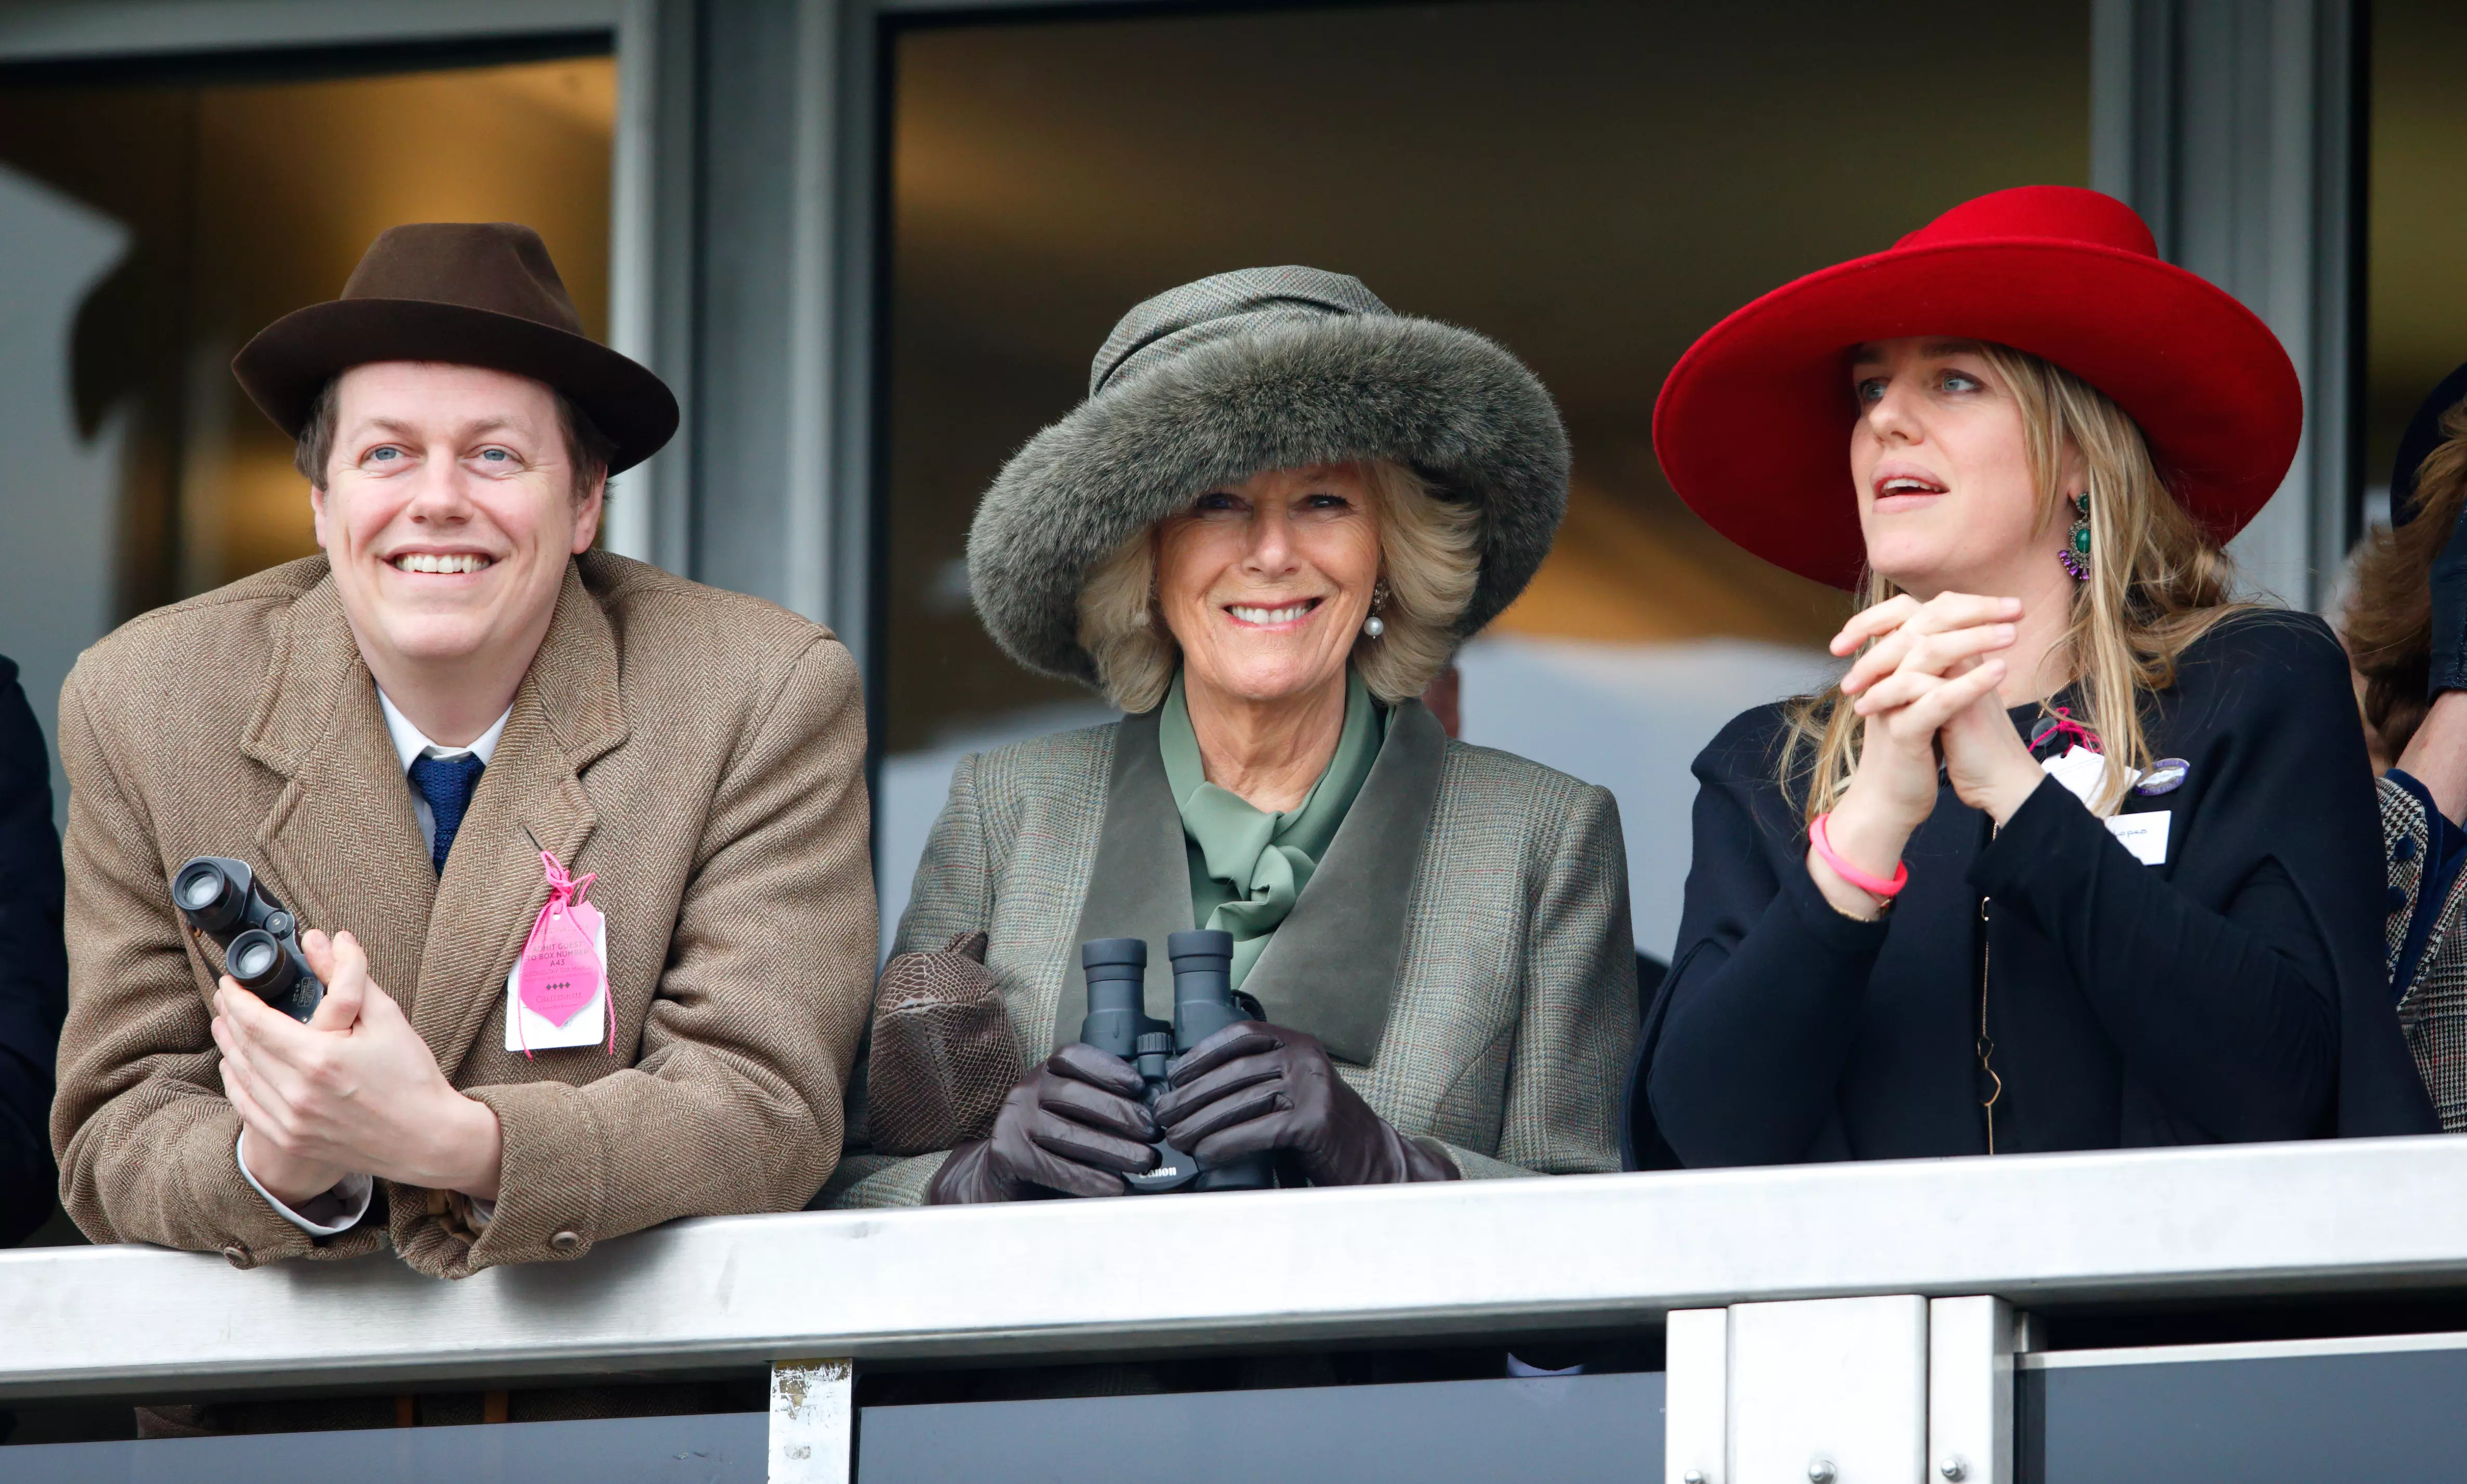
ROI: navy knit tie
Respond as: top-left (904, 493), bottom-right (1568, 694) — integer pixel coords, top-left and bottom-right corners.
top-left (407, 752), bottom-right (486, 875)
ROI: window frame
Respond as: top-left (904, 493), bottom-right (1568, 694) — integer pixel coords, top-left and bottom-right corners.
top-left (0, 0), bottom-right (697, 573)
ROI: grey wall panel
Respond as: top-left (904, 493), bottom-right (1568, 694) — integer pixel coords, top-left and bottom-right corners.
top-left (2027, 1348), bottom-right (2467, 1480)
top-left (855, 1372), bottom-right (1664, 1484)
top-left (0, 1412), bottom-right (766, 1483)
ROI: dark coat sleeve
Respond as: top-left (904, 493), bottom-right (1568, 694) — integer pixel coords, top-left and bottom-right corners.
top-left (1972, 614), bottom-right (2434, 1141)
top-left (1631, 708), bottom-right (1889, 1167)
top-left (0, 656), bottom-right (67, 1244)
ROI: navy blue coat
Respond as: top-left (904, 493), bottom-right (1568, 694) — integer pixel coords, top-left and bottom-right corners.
top-left (0, 655), bottom-right (65, 1243)
top-left (1633, 612), bottom-right (2437, 1168)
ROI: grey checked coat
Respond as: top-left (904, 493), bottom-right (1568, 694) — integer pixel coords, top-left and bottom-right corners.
top-left (2380, 775), bottom-right (2467, 1128)
top-left (826, 700), bottom-right (1638, 1207)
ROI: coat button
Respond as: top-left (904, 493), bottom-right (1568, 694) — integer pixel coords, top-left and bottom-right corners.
top-left (2389, 885), bottom-right (2411, 915)
top-left (222, 1244), bottom-right (251, 1269)
top-left (549, 1230), bottom-right (581, 1253)
top-left (2396, 836), bottom-right (2420, 863)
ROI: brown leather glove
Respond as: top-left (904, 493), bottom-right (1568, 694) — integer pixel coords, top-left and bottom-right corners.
top-left (925, 1042), bottom-right (1162, 1202)
top-left (866, 931), bottom-right (1020, 1155)
top-left (1151, 1021), bottom-right (1459, 1186)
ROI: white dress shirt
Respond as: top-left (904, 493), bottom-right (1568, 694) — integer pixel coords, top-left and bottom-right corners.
top-left (237, 691), bottom-right (513, 1237)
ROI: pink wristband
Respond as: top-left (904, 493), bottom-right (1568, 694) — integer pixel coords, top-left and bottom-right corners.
top-left (1808, 812), bottom-right (1909, 900)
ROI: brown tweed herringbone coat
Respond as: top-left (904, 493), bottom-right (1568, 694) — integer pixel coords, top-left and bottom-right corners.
top-left (828, 701), bottom-right (1637, 1207)
top-left (51, 550), bottom-right (875, 1278)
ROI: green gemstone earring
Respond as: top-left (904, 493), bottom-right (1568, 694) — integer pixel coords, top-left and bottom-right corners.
top-left (2060, 488), bottom-right (2091, 581)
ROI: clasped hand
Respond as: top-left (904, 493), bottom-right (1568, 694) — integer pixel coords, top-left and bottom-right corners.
top-left (212, 928), bottom-right (502, 1208)
top-left (1813, 591), bottom-right (2050, 915)
top-left (929, 1020), bottom-right (1450, 1201)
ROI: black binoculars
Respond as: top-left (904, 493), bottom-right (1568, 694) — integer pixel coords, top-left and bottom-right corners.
top-left (1078, 929), bottom-right (1276, 1195)
top-left (172, 857), bottom-right (324, 1023)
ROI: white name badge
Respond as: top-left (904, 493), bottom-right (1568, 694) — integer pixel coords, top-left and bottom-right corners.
top-left (505, 915), bottom-right (610, 1052)
top-left (2105, 811), bottom-right (2171, 865)
top-left (2041, 746), bottom-right (2142, 809)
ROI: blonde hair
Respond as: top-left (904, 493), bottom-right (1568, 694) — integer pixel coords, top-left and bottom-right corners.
top-left (1779, 342), bottom-right (2252, 819)
top-left (1077, 459), bottom-right (1482, 713)
top-left (2343, 403), bottom-right (2467, 762)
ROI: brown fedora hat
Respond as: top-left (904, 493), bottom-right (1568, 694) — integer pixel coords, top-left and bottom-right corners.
top-left (232, 222), bottom-right (678, 474)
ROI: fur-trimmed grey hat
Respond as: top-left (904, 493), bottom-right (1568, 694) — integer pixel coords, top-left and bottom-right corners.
top-left (966, 266), bottom-right (1570, 686)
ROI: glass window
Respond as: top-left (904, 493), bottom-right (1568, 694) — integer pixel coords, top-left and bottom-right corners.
top-left (0, 49), bottom-right (615, 815)
top-left (2364, 0), bottom-right (2467, 525)
top-left (877, 0), bottom-right (2090, 959)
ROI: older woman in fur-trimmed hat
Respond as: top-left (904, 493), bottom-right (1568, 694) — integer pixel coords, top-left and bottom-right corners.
top-left (827, 267), bottom-right (1637, 1208)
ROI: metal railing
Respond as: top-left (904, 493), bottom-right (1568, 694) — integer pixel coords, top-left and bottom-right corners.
top-left (8, 1134), bottom-right (2467, 1480)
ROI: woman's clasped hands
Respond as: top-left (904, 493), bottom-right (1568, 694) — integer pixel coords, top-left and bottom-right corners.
top-left (1811, 591), bottom-right (2052, 918)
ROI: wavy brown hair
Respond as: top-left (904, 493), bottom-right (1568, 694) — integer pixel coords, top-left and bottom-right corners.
top-left (2343, 404), bottom-right (2467, 762)
top-left (1778, 342), bottom-right (2253, 820)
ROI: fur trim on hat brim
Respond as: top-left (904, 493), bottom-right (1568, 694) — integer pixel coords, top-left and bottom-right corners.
top-left (969, 314), bottom-right (1569, 685)
top-left (232, 298), bottom-right (680, 474)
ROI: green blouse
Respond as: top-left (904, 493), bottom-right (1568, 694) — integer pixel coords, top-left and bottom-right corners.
top-left (1158, 668), bottom-right (1387, 990)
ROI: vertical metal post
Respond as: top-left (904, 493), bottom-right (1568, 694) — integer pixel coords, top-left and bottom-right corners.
top-left (2091, 0), bottom-right (2361, 608)
top-left (1928, 1297), bottom-right (2017, 1484)
top-left (607, 0), bottom-right (698, 574)
top-left (782, 0), bottom-right (840, 626)
top-left (1727, 1295), bottom-right (1929, 1483)
top-left (1665, 1307), bottom-right (1728, 1484)
top-left (768, 1357), bottom-right (855, 1484)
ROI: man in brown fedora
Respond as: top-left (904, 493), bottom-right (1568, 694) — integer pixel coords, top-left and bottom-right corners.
top-left (50, 224), bottom-right (875, 1298)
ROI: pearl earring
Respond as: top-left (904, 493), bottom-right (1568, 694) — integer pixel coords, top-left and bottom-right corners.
top-left (1362, 580), bottom-right (1389, 640)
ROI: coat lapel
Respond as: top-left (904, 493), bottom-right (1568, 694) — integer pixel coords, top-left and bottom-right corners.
top-left (244, 569), bottom-right (435, 1005)
top-left (1056, 707), bottom-right (1194, 1050)
top-left (1054, 699), bottom-right (1447, 1065)
top-left (1239, 699), bottom-right (1447, 1065)
top-left (413, 562), bottom-right (630, 1073)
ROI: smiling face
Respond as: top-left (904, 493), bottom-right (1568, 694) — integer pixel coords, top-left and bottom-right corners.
top-left (311, 361), bottom-right (602, 679)
top-left (1153, 464), bottom-right (1384, 708)
top-left (1849, 338), bottom-right (2073, 597)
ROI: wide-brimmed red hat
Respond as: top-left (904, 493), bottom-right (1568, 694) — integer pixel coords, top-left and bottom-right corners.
top-left (1652, 186), bottom-right (2301, 590)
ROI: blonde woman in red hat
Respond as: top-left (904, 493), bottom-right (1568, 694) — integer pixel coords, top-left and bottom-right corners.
top-left (1629, 186), bottom-right (2436, 1169)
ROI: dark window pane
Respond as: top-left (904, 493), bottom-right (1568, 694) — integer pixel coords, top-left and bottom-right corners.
top-left (2365, 0), bottom-right (2467, 520)
top-left (878, 1), bottom-right (2089, 955)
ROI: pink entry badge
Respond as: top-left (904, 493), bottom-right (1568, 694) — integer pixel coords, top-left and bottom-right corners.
top-left (506, 851), bottom-right (612, 1055)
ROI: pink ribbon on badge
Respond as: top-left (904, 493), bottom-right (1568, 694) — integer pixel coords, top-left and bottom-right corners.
top-left (2039, 704), bottom-right (2102, 754)
top-left (514, 850), bottom-right (608, 1059)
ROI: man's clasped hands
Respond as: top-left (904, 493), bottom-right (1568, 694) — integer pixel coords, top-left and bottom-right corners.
top-left (211, 929), bottom-right (503, 1208)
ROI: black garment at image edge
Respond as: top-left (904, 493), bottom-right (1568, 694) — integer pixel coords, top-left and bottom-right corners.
top-left (0, 654), bottom-right (66, 1243)
top-left (1628, 611), bottom-right (2437, 1169)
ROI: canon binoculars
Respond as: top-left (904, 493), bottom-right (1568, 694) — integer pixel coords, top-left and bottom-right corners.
top-left (1078, 929), bottom-right (1276, 1195)
top-left (173, 856), bottom-right (324, 1023)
